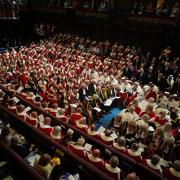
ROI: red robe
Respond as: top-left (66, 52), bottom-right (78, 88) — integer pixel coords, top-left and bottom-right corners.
top-left (69, 145), bottom-right (86, 158)
top-left (154, 116), bottom-right (168, 126)
top-left (39, 125), bottom-right (53, 136)
top-left (145, 90), bottom-right (157, 101)
top-left (103, 163), bottom-right (121, 180)
top-left (70, 113), bottom-right (83, 126)
top-left (163, 168), bottom-right (180, 180)
top-left (26, 116), bottom-right (38, 127)
top-left (86, 154), bottom-right (104, 170)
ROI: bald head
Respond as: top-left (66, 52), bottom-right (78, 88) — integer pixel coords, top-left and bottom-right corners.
top-left (125, 172), bottom-right (138, 180)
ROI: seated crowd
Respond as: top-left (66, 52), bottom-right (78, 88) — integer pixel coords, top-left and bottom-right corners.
top-left (0, 32), bottom-right (179, 180)
top-left (0, 123), bottom-right (80, 180)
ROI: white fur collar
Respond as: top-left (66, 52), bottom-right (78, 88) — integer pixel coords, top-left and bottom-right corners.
top-left (76, 122), bottom-right (87, 129)
top-left (113, 143), bottom-right (125, 151)
top-left (170, 168), bottom-right (180, 178)
top-left (73, 145), bottom-right (84, 150)
top-left (101, 133), bottom-right (113, 142)
top-left (87, 128), bottom-right (98, 136)
top-left (105, 163), bottom-right (121, 173)
top-left (128, 149), bottom-right (141, 157)
top-left (88, 154), bottom-right (101, 162)
top-left (49, 108), bottom-right (58, 113)
top-left (146, 159), bottom-right (162, 170)
top-left (28, 116), bottom-right (37, 121)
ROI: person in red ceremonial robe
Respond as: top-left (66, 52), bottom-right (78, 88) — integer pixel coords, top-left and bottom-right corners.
top-left (19, 72), bottom-right (29, 86)
top-left (47, 85), bottom-right (58, 104)
top-left (103, 156), bottom-right (121, 180)
top-left (16, 105), bottom-right (27, 121)
top-left (145, 83), bottom-right (158, 101)
top-left (139, 104), bottom-right (155, 119)
top-left (41, 102), bottom-right (50, 112)
top-left (128, 98), bottom-right (141, 115)
top-left (113, 136), bottom-right (126, 153)
top-left (86, 124), bottom-right (99, 138)
top-left (99, 129), bottom-right (113, 145)
top-left (75, 118), bottom-right (88, 132)
top-left (69, 137), bottom-right (86, 158)
top-left (141, 154), bottom-right (163, 175)
top-left (154, 110), bottom-right (169, 126)
top-left (49, 103), bottom-right (59, 116)
top-left (163, 160), bottom-right (180, 180)
top-left (8, 99), bottom-right (17, 113)
top-left (125, 143), bottom-right (142, 163)
top-left (26, 92), bottom-right (35, 103)
top-left (27, 111), bottom-right (39, 128)
top-left (39, 117), bottom-right (53, 135)
top-left (87, 149), bottom-right (104, 170)
top-left (69, 107), bottom-right (84, 126)
top-left (50, 126), bottom-right (62, 140)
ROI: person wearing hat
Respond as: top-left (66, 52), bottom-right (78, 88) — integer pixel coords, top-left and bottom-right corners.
top-left (99, 129), bottom-right (113, 145)
top-left (87, 149), bottom-right (104, 170)
top-left (50, 126), bottom-right (62, 140)
top-left (103, 156), bottom-right (121, 180)
top-left (163, 160), bottom-right (180, 180)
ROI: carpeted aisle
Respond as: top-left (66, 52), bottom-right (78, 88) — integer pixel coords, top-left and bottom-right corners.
top-left (95, 108), bottom-right (121, 130)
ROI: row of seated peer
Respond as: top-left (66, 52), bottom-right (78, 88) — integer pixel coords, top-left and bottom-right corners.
top-left (0, 84), bottom-right (179, 179)
top-left (0, 32), bottom-right (179, 180)
top-left (0, 88), bottom-right (132, 180)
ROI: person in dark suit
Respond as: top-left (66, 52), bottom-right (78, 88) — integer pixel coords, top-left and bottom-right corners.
top-left (137, 68), bottom-right (148, 85)
top-left (88, 80), bottom-right (97, 96)
top-left (79, 83), bottom-right (88, 102)
top-left (154, 71), bottom-right (165, 91)
top-left (123, 66), bottom-right (132, 79)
